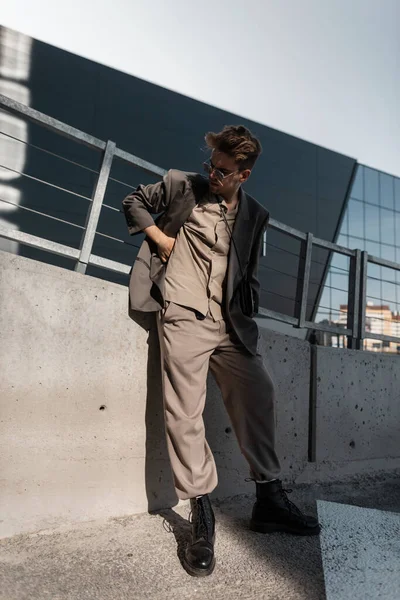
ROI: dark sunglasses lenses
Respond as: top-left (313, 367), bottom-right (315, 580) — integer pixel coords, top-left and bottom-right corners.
top-left (203, 162), bottom-right (223, 182)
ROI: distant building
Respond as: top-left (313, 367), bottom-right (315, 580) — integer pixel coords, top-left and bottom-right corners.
top-left (315, 163), bottom-right (400, 354)
top-left (333, 302), bottom-right (400, 353)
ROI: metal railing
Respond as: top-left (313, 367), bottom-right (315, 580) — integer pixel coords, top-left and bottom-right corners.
top-left (1, 92), bottom-right (400, 351)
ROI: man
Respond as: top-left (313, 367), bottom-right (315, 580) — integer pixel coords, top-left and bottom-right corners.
top-left (122, 125), bottom-right (320, 577)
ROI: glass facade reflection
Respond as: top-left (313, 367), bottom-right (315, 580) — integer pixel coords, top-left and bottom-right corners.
top-left (316, 165), bottom-right (400, 353)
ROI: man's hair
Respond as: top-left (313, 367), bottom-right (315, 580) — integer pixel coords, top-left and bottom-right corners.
top-left (205, 125), bottom-right (262, 170)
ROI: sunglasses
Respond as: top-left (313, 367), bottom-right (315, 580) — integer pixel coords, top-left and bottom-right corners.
top-left (203, 160), bottom-right (239, 184)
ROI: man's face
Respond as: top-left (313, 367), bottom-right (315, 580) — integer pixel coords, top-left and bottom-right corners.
top-left (207, 150), bottom-right (251, 197)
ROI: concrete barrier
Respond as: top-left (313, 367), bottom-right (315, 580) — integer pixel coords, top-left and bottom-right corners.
top-left (314, 346), bottom-right (400, 461)
top-left (1, 250), bottom-right (399, 539)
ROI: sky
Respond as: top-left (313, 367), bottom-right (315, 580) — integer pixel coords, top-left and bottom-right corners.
top-left (1, 0), bottom-right (399, 177)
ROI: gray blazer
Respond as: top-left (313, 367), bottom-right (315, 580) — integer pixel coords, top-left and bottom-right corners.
top-left (122, 169), bottom-right (269, 355)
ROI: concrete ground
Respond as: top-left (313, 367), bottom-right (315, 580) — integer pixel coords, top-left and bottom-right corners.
top-left (1, 472), bottom-right (400, 600)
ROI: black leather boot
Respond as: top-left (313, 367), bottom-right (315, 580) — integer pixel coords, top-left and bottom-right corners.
top-left (183, 495), bottom-right (216, 577)
top-left (250, 480), bottom-right (321, 536)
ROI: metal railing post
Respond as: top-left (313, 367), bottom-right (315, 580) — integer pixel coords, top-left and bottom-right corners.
top-left (357, 251), bottom-right (368, 350)
top-left (347, 249), bottom-right (361, 349)
top-left (262, 229), bottom-right (267, 257)
top-left (75, 140), bottom-right (116, 274)
top-left (295, 232), bottom-right (313, 328)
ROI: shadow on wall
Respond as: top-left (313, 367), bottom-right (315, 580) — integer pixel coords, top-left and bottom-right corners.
top-left (0, 28), bottom-right (32, 256)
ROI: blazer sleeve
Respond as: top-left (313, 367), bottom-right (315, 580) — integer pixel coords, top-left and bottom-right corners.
top-left (122, 169), bottom-right (181, 235)
top-left (248, 214), bottom-right (269, 314)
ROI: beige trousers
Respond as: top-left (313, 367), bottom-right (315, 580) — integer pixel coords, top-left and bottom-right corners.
top-left (157, 301), bottom-right (281, 500)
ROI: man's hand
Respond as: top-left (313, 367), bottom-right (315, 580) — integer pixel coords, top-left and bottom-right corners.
top-left (143, 225), bottom-right (176, 263)
top-left (157, 233), bottom-right (176, 263)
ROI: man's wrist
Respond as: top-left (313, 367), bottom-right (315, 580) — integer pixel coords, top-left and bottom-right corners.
top-left (154, 229), bottom-right (167, 246)
top-left (144, 225), bottom-right (165, 245)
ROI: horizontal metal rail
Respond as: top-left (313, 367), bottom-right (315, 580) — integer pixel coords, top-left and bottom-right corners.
top-left (0, 226), bottom-right (131, 274)
top-left (304, 320), bottom-right (352, 336)
top-left (1, 93), bottom-right (400, 351)
top-left (268, 218), bottom-right (307, 241)
top-left (114, 147), bottom-right (166, 177)
top-left (364, 332), bottom-right (400, 344)
top-left (0, 93), bottom-right (106, 151)
top-left (258, 307), bottom-right (298, 326)
top-left (0, 226), bottom-right (81, 260)
top-left (368, 254), bottom-right (400, 270)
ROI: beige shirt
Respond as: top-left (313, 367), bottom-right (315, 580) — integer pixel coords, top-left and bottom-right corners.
top-left (164, 198), bottom-right (238, 320)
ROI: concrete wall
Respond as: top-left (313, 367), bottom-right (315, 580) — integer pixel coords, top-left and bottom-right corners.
top-left (315, 347), bottom-right (400, 461)
top-left (1, 250), bottom-right (400, 539)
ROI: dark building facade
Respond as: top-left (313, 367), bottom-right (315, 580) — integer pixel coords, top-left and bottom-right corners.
top-left (0, 25), bottom-right (356, 322)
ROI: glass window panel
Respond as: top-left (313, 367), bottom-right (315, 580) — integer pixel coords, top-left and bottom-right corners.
top-left (381, 255), bottom-right (396, 281)
top-left (331, 272), bottom-right (348, 294)
top-left (395, 178), bottom-right (400, 212)
top-left (331, 251), bottom-right (349, 272)
top-left (366, 277), bottom-right (381, 303)
top-left (318, 286), bottom-right (331, 312)
top-left (317, 308), bottom-right (336, 323)
top-left (368, 263), bottom-right (381, 283)
top-left (365, 240), bottom-right (380, 256)
top-left (320, 280), bottom-right (331, 314)
top-left (382, 278), bottom-right (397, 305)
top-left (380, 208), bottom-right (395, 245)
top-left (395, 249), bottom-right (400, 288)
top-left (315, 307), bottom-right (329, 322)
top-left (380, 173), bottom-right (394, 209)
top-left (364, 338), bottom-right (382, 351)
top-left (351, 165), bottom-right (363, 200)
top-left (395, 212), bottom-right (400, 246)
top-left (365, 203), bottom-right (380, 241)
top-left (391, 306), bottom-right (400, 333)
top-left (337, 234), bottom-right (349, 248)
top-left (347, 199), bottom-right (364, 238)
top-left (365, 240), bottom-right (381, 282)
top-left (380, 244), bottom-right (395, 262)
top-left (382, 263), bottom-right (396, 282)
top-left (339, 207), bottom-right (349, 236)
top-left (348, 236), bottom-right (365, 251)
top-left (330, 288), bottom-right (348, 309)
top-left (366, 308), bottom-right (385, 333)
top-left (321, 309), bottom-right (343, 328)
top-left (364, 167), bottom-right (379, 205)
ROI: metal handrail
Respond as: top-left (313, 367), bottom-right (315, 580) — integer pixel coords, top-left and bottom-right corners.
top-left (1, 92), bottom-right (400, 350)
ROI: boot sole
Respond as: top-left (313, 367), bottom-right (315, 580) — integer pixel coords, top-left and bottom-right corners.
top-left (182, 555), bottom-right (216, 577)
top-left (250, 519), bottom-right (321, 536)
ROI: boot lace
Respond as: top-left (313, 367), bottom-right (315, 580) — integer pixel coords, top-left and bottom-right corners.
top-left (189, 504), bottom-right (211, 540)
top-left (162, 519), bottom-right (173, 533)
top-left (279, 487), bottom-right (307, 521)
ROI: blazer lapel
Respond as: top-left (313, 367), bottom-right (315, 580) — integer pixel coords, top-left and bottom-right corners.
top-left (226, 187), bottom-right (251, 301)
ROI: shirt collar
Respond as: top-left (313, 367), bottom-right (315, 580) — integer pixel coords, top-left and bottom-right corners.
top-left (219, 197), bottom-right (239, 215)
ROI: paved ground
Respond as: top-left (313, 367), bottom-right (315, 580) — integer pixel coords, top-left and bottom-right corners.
top-left (1, 473), bottom-right (400, 600)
